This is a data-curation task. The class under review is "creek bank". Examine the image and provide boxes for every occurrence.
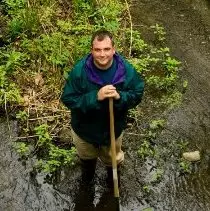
[131,0,210,210]
[1,0,210,210]
[0,119,75,211]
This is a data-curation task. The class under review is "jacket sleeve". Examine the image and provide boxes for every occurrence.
[114,70,144,110]
[61,69,101,113]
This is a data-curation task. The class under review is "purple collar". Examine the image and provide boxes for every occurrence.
[85,53,125,86]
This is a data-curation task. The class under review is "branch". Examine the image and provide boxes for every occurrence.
[125,0,133,58]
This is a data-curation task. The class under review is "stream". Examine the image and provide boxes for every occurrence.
[1,0,210,210]
[131,0,210,210]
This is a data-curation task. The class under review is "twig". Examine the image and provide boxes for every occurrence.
[16,134,59,140]
[28,115,62,121]
[124,132,146,136]
[49,120,59,134]
[125,0,133,57]
[27,105,30,131]
[30,106,70,113]
[16,135,38,139]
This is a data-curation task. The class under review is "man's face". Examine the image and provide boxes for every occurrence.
[91,36,115,69]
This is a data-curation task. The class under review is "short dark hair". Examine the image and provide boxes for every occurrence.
[91,29,115,47]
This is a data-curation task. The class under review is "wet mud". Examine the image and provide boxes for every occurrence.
[131,0,210,210]
[1,0,210,210]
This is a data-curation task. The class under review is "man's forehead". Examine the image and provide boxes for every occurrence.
[92,36,113,46]
[94,36,111,42]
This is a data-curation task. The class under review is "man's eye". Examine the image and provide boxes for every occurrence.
[104,48,111,51]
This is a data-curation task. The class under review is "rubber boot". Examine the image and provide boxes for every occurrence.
[106,165,121,188]
[80,158,97,185]
[74,182,95,211]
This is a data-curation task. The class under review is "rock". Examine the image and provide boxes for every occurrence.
[183,151,200,162]
[58,127,72,143]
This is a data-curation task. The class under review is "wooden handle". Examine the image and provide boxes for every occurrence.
[109,98,120,198]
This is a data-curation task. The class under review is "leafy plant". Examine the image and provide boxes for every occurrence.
[138,140,155,159]
[163,56,181,72]
[179,158,192,174]
[183,80,188,89]
[34,124,52,147]
[151,169,164,183]
[149,119,165,130]
[0,66,7,88]
[1,50,28,72]
[142,208,154,211]
[3,0,26,13]
[36,145,77,173]
[160,91,182,109]
[151,24,166,42]
[143,185,151,193]
[16,110,28,121]
[0,83,22,104]
[182,80,188,93]
[177,139,189,151]
[13,142,30,158]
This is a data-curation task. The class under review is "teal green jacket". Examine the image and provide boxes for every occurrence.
[61,53,144,146]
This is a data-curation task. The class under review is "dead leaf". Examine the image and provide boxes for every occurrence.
[34,73,44,86]
[23,95,30,106]
[50,100,60,112]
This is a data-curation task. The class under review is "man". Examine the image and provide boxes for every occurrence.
[61,30,144,187]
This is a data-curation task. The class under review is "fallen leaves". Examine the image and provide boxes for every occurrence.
[34,73,44,86]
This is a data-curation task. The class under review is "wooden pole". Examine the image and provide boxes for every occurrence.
[109,98,120,199]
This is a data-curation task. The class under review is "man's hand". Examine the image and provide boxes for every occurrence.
[97,85,120,101]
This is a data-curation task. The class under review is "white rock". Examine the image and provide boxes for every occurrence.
[183,151,200,162]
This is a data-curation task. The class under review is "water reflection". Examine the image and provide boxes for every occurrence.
[74,184,119,211]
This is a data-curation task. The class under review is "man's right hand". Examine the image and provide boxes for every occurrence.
[97,85,120,101]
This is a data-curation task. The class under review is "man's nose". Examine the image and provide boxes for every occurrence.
[100,50,105,56]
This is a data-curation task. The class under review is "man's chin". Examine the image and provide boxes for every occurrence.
[96,62,109,68]
[99,62,108,67]
[97,60,107,65]
[94,59,112,69]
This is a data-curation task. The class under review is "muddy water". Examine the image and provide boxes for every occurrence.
[131,0,210,210]
[0,119,75,210]
[1,0,210,210]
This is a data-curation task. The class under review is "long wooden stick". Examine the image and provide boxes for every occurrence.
[109,98,120,198]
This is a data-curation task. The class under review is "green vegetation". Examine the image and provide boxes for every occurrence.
[0,0,183,175]
[138,140,155,159]
[13,142,30,158]
[143,185,151,194]
[138,119,166,159]
[179,158,192,174]
[35,146,76,173]
[151,168,164,183]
